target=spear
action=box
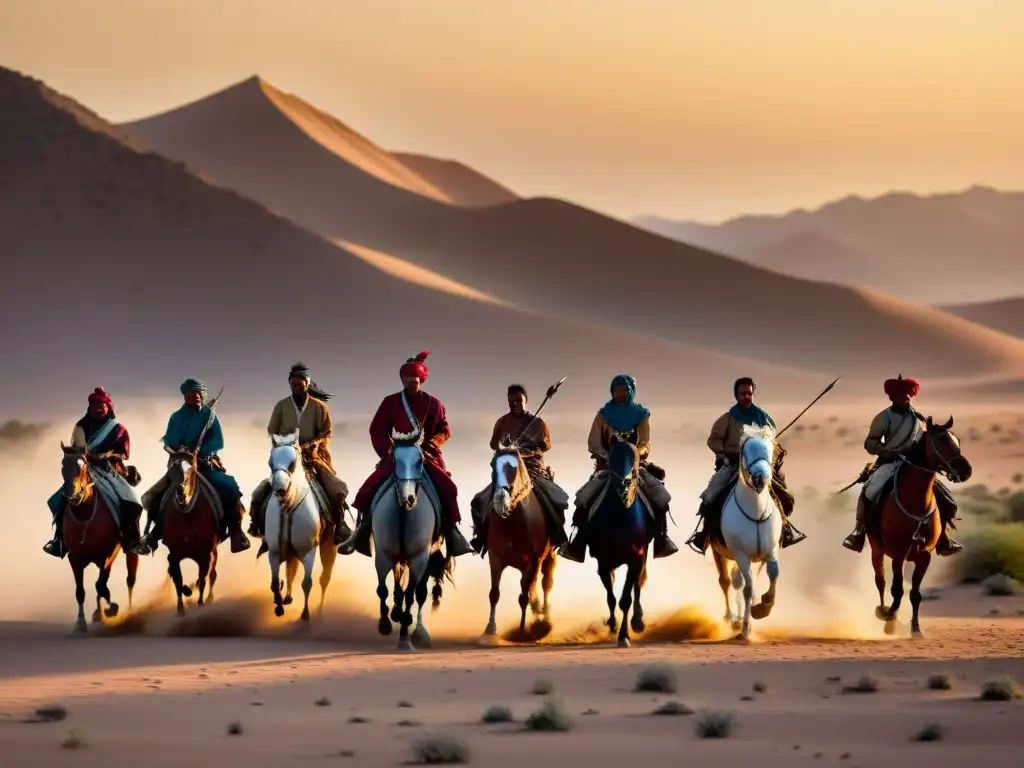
[192,385,224,454]
[775,376,841,439]
[514,375,566,446]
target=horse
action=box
[869,415,971,637]
[587,432,654,648]
[264,431,337,621]
[160,446,222,615]
[481,437,557,640]
[371,425,452,652]
[711,425,785,640]
[58,444,139,632]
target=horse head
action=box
[59,442,92,505]
[390,427,425,511]
[737,425,776,494]
[164,444,199,508]
[923,415,972,483]
[607,431,640,508]
[269,430,303,507]
[491,435,529,518]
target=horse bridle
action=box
[890,427,963,541]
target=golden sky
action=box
[3,0,1022,221]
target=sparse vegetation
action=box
[753,680,769,694]
[348,715,370,724]
[634,663,678,693]
[314,696,332,707]
[33,704,68,722]
[398,699,415,708]
[651,700,693,716]
[843,675,880,694]
[927,674,954,691]
[695,709,735,739]
[982,573,1019,596]
[227,722,243,735]
[524,697,573,732]
[397,719,421,727]
[979,677,1021,701]
[61,728,87,749]
[480,704,513,723]
[913,723,945,742]
[530,678,556,695]
[954,524,1024,583]
[411,733,471,764]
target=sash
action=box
[400,390,422,433]
[87,418,120,452]
[886,406,922,454]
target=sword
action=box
[515,375,566,446]
[775,376,840,439]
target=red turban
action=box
[88,386,113,408]
[884,375,919,399]
[400,351,430,382]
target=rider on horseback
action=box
[686,377,805,554]
[44,387,145,558]
[248,362,353,556]
[133,379,251,555]
[469,383,570,555]
[842,374,963,556]
[339,351,475,559]
[558,374,678,562]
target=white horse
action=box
[712,424,784,640]
[265,430,331,621]
[371,426,449,652]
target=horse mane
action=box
[272,430,300,447]
[740,424,776,443]
[391,426,423,446]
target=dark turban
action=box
[289,362,333,401]
[180,378,206,396]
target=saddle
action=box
[584,472,656,523]
[370,474,443,539]
[159,470,226,528]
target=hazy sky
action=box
[3,0,1022,221]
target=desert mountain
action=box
[119,78,1024,388]
[636,187,1024,305]
[0,67,824,418]
[393,152,518,208]
[941,297,1024,339]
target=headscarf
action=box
[600,374,650,431]
[884,374,920,400]
[400,351,430,382]
[180,378,207,397]
[88,386,113,409]
[289,362,333,401]
[729,403,776,429]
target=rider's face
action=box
[508,393,526,416]
[289,376,308,398]
[735,384,755,408]
[184,391,203,409]
[402,375,421,394]
[890,393,911,409]
[612,385,629,403]
[88,402,109,420]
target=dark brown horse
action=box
[869,416,971,637]
[481,439,557,641]
[59,445,139,632]
[160,448,220,615]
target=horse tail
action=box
[427,549,455,611]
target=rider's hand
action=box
[877,447,898,461]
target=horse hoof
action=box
[874,606,889,621]
[92,610,102,624]
[105,603,119,618]
[884,620,897,636]
[630,616,645,634]
[530,618,553,640]
[397,639,415,653]
[412,628,432,648]
[751,602,773,620]
[483,622,497,637]
[181,585,193,599]
[606,620,618,634]
[274,605,285,618]
[378,617,392,636]
[300,610,310,622]
[730,620,742,633]
[911,626,923,639]
[618,637,631,648]
[74,620,88,634]
[282,595,293,606]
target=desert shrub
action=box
[695,709,734,738]
[651,700,693,716]
[480,704,513,723]
[1007,492,1024,523]
[634,663,677,693]
[843,675,880,694]
[411,734,470,764]
[979,677,1021,701]
[927,674,953,691]
[982,573,1019,596]
[912,723,944,742]
[530,679,555,695]
[524,697,572,731]
[955,524,1024,583]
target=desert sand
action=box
[942,297,1024,340]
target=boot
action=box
[685,502,712,554]
[120,511,144,552]
[842,494,869,553]
[780,518,807,549]
[227,505,251,554]
[338,510,372,557]
[43,508,65,558]
[132,511,161,555]
[444,519,475,558]
[548,509,569,549]
[653,507,679,559]
[557,514,588,562]
[935,528,963,556]
[332,496,353,544]
[470,516,488,556]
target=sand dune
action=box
[0,67,824,417]
[116,78,1024,388]
[394,152,519,208]
[941,297,1024,339]
[637,186,1024,304]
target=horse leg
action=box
[884,556,907,632]
[751,555,780,620]
[598,564,617,634]
[268,549,285,618]
[71,557,87,633]
[92,561,114,623]
[734,552,755,640]
[299,549,316,621]
[391,567,405,624]
[540,549,556,621]
[168,556,187,616]
[630,563,646,635]
[317,537,337,618]
[196,553,210,607]
[125,551,139,613]
[713,550,737,628]
[484,554,504,636]
[207,550,218,603]
[413,572,432,648]
[617,560,639,648]
[909,551,931,638]
[519,559,542,635]
[374,549,392,636]
[283,557,298,606]
[399,553,428,652]
[870,538,889,620]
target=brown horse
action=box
[58,445,139,632]
[869,416,971,637]
[160,448,221,615]
[481,439,557,641]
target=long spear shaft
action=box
[775,376,840,438]
[515,375,566,444]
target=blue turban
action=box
[600,374,650,431]
[180,378,207,396]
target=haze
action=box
[3,0,1021,221]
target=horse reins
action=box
[890,429,960,547]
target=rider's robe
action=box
[160,404,243,511]
[352,390,460,523]
[267,395,348,499]
[576,411,670,512]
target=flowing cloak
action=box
[266,395,347,499]
[47,415,142,516]
[161,405,242,508]
[353,391,460,522]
